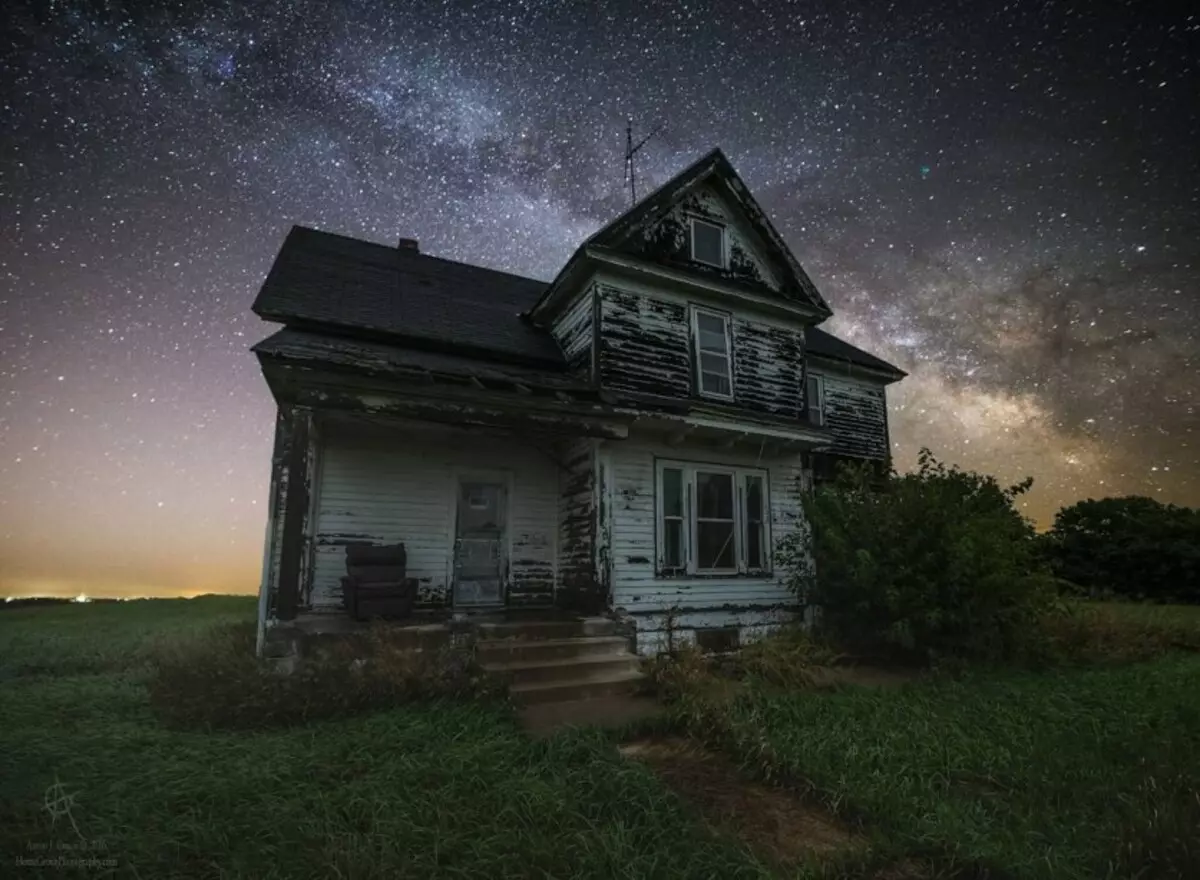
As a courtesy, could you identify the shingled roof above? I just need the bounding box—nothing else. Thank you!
[807,326,906,378]
[252,226,563,367]
[252,225,903,378]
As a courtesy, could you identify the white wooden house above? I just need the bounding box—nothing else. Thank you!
[251,148,905,664]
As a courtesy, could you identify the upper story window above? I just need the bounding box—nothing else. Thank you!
[806,372,825,426]
[689,217,727,268]
[691,307,733,399]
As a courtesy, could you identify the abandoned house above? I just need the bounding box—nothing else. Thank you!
[251,147,905,696]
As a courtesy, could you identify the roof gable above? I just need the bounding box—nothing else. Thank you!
[549,148,831,316]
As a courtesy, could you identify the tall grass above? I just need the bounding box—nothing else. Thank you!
[678,655,1200,879]
[0,597,780,878]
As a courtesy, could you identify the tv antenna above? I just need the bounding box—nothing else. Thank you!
[624,118,661,205]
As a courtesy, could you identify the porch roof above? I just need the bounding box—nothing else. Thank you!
[253,327,596,399]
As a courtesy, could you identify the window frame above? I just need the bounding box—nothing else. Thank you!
[654,459,773,577]
[690,305,735,401]
[657,465,688,576]
[806,371,825,427]
[688,216,728,268]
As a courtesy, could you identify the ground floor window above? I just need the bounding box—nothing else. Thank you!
[655,459,771,575]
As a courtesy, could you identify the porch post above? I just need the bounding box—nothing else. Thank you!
[273,404,315,621]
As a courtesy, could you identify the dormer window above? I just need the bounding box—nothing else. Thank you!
[689,217,726,268]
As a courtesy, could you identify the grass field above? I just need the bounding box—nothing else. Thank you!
[1096,598,1200,629]
[0,597,774,879]
[704,657,1200,879]
[1,597,1197,878]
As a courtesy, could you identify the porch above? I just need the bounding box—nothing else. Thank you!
[257,401,630,638]
[260,606,645,705]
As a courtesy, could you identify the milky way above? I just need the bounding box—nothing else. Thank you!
[1,0,1197,597]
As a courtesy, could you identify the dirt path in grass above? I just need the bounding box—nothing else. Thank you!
[619,736,865,871]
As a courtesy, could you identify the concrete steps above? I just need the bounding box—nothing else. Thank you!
[477,635,630,664]
[508,669,646,706]
[475,617,619,641]
[475,617,643,706]
[485,651,642,687]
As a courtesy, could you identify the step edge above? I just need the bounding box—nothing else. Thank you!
[482,654,640,674]
[510,670,645,694]
[476,637,631,654]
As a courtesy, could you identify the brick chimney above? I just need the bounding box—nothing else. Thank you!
[397,237,419,252]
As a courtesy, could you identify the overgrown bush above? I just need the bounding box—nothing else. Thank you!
[1041,496,1200,604]
[146,621,503,730]
[641,642,719,704]
[779,448,1056,664]
[724,625,843,688]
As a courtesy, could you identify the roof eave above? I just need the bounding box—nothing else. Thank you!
[252,315,567,371]
[807,351,907,384]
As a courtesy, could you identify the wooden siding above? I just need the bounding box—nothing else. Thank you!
[731,315,804,418]
[606,437,808,620]
[597,285,692,397]
[260,406,291,623]
[627,182,782,292]
[261,404,317,621]
[813,371,890,459]
[556,437,597,612]
[551,285,594,375]
[307,422,560,611]
[596,283,806,418]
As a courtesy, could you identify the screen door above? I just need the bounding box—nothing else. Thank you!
[452,480,507,606]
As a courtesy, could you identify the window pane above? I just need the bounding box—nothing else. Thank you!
[662,467,683,517]
[696,472,733,519]
[691,221,724,266]
[700,370,731,396]
[697,521,736,569]
[699,351,729,374]
[747,525,763,569]
[697,316,727,353]
[744,476,765,569]
[663,519,684,568]
[745,476,763,522]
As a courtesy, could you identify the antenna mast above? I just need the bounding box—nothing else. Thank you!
[623,118,660,205]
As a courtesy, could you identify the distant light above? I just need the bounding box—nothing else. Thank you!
[1135,245,1146,253]
[73,593,91,603]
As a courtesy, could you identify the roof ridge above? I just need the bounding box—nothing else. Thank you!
[290,224,548,286]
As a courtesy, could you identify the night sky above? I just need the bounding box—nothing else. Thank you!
[1,1,1197,599]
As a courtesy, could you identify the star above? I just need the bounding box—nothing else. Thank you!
[0,0,1195,598]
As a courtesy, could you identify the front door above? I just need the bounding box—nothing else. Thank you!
[452,479,507,607]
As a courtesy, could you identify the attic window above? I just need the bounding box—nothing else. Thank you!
[689,218,726,268]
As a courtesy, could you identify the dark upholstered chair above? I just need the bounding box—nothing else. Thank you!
[340,542,418,620]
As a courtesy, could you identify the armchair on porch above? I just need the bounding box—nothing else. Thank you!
[340,542,419,620]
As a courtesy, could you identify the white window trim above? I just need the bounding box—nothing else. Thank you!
[691,305,734,400]
[688,216,727,269]
[806,371,825,427]
[655,459,772,577]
